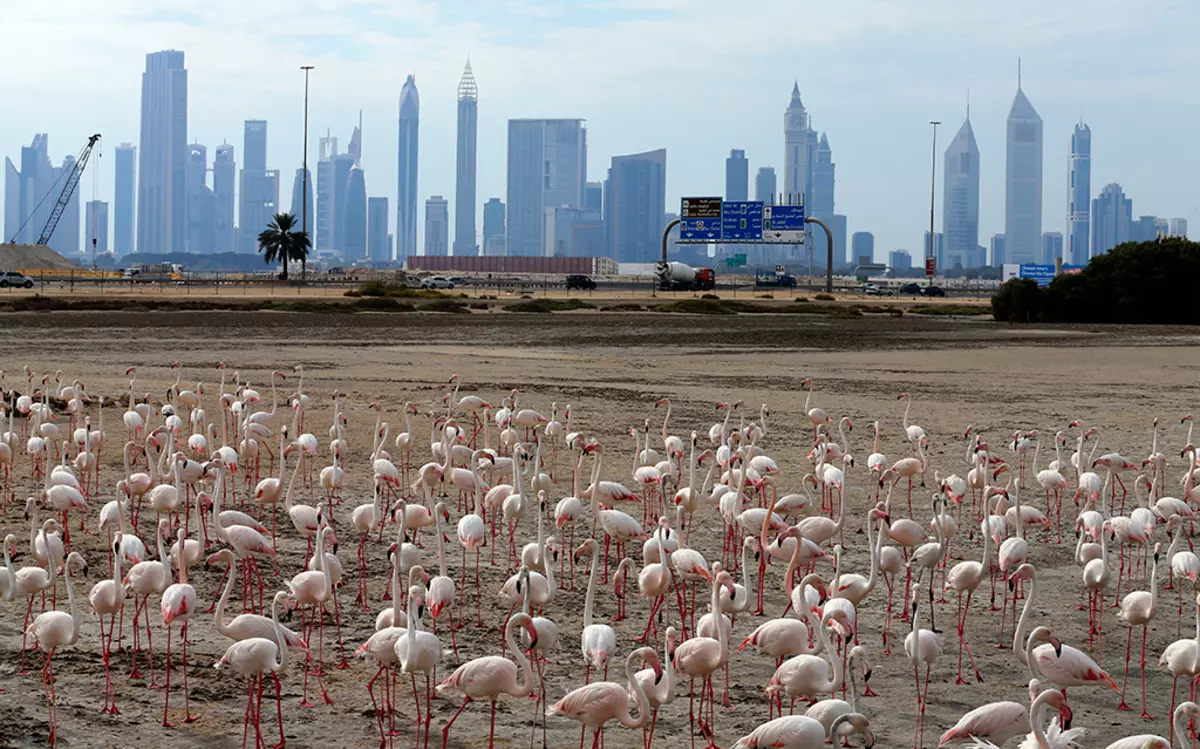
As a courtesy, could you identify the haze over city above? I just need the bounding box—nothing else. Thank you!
[1,0,1196,265]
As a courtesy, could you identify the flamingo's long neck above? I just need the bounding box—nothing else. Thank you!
[270,593,289,673]
[622,651,650,729]
[506,618,534,697]
[582,542,599,628]
[2,538,15,600]
[1014,572,1038,666]
[64,555,79,645]
[434,506,448,578]
[214,558,237,636]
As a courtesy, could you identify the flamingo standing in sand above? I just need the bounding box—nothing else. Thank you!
[25,550,86,748]
[213,590,294,749]
[549,646,662,749]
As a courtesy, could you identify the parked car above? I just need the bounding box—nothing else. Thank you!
[565,274,597,290]
[863,283,894,296]
[0,271,34,289]
[419,275,455,289]
[897,282,923,295]
[921,285,946,297]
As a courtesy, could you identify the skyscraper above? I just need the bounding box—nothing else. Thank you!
[186,143,215,253]
[330,152,355,250]
[889,249,911,270]
[4,135,53,245]
[138,50,188,253]
[605,149,667,263]
[755,167,777,203]
[113,143,136,254]
[2,157,17,243]
[942,112,980,269]
[584,182,603,213]
[990,233,1006,266]
[1005,65,1043,265]
[1041,232,1064,265]
[367,197,389,262]
[85,200,109,254]
[454,61,479,256]
[212,144,235,253]
[1091,183,1131,256]
[1132,215,1162,243]
[852,232,875,263]
[343,166,367,258]
[397,75,420,262]
[725,149,748,201]
[424,196,448,256]
[483,198,505,256]
[288,167,313,239]
[783,83,809,206]
[506,119,586,256]
[1171,218,1188,238]
[316,135,338,250]
[239,120,277,252]
[51,155,80,255]
[1067,121,1091,265]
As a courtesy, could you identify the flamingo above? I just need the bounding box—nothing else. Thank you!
[549,647,661,749]
[937,678,1045,747]
[287,524,335,707]
[675,563,736,749]
[943,501,993,684]
[577,537,617,682]
[213,590,294,749]
[125,518,172,686]
[89,532,127,715]
[160,527,198,727]
[25,551,86,748]
[396,584,443,749]
[428,500,459,658]
[904,587,942,749]
[801,378,828,440]
[963,689,1085,749]
[633,625,676,749]
[436,612,539,749]
[1159,594,1200,745]
[1116,542,1161,717]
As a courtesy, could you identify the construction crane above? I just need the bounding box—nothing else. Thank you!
[33,133,101,246]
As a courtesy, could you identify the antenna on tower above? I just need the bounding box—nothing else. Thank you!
[1017,57,1022,89]
[966,88,971,120]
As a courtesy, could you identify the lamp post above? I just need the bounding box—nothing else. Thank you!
[301,65,314,280]
[927,120,940,283]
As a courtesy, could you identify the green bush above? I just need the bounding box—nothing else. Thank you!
[655,299,734,315]
[502,298,596,313]
[355,297,415,312]
[601,303,643,312]
[912,305,986,316]
[991,278,1045,322]
[814,293,835,301]
[420,299,470,313]
[357,280,395,297]
[757,293,774,299]
[701,293,721,300]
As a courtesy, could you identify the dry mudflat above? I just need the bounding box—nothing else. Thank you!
[0,311,1197,749]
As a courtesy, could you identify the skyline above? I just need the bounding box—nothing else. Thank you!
[1,1,1196,261]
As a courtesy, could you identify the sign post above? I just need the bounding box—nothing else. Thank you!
[925,257,936,277]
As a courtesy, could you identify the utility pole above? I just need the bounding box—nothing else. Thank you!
[928,120,940,283]
[301,65,314,280]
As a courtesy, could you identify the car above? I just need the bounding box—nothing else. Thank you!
[921,285,946,297]
[862,283,894,296]
[0,271,34,289]
[419,276,455,289]
[565,274,597,290]
[897,282,923,295]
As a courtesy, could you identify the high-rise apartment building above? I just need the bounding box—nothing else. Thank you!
[990,233,1006,266]
[755,167,777,203]
[506,119,586,256]
[85,200,109,254]
[1004,68,1043,265]
[51,155,80,255]
[424,196,448,257]
[1067,122,1091,264]
[343,167,368,258]
[889,249,911,270]
[942,113,980,269]
[4,134,53,245]
[239,120,278,252]
[482,198,506,256]
[113,143,136,254]
[1171,218,1188,238]
[1092,183,1131,256]
[454,62,478,256]
[725,149,748,201]
[367,197,389,262]
[605,149,666,263]
[783,83,811,206]
[138,50,188,253]
[852,232,875,263]
[1041,231,1064,265]
[316,135,337,250]
[397,75,420,262]
[186,143,215,253]
[212,144,235,253]
[330,153,355,250]
[288,168,313,240]
[584,182,603,213]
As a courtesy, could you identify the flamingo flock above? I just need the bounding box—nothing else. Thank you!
[2,366,1200,749]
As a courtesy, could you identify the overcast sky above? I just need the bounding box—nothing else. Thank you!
[2,0,1196,259]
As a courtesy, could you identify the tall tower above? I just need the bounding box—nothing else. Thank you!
[783,82,808,206]
[942,108,980,269]
[113,144,137,254]
[506,119,586,256]
[1004,62,1043,265]
[137,50,188,253]
[397,75,420,261]
[1068,121,1091,264]
[213,144,236,252]
[454,61,479,256]
[725,149,748,201]
[239,120,276,252]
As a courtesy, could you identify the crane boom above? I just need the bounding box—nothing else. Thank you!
[35,134,101,246]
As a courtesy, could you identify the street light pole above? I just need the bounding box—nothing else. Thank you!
[301,65,314,279]
[928,120,940,283]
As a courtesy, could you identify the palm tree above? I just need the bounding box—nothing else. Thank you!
[257,213,310,280]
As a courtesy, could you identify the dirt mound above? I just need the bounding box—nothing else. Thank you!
[0,243,80,271]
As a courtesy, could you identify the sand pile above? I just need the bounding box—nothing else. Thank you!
[0,243,80,271]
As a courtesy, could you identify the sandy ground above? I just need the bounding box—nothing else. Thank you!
[0,311,1198,749]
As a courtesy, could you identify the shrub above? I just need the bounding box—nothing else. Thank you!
[814,293,835,301]
[502,298,596,313]
[912,305,986,316]
[601,303,643,312]
[357,280,394,297]
[655,299,734,315]
[701,293,721,300]
[991,278,1044,322]
[420,299,469,313]
[757,293,774,299]
[355,297,415,312]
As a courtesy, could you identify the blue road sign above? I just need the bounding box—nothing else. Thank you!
[721,201,764,241]
[763,205,806,243]
[680,218,722,243]
[1019,263,1056,286]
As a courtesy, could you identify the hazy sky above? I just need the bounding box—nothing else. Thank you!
[2,0,1196,258]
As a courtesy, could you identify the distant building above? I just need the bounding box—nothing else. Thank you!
[288,167,314,240]
[545,207,605,258]
[343,166,367,258]
[990,233,1006,267]
[923,231,945,271]
[4,134,53,246]
[316,135,338,250]
[1171,218,1188,238]
[454,61,478,256]
[755,167,777,203]
[85,200,109,254]
[186,143,215,253]
[213,145,236,252]
[113,143,137,254]
[239,120,278,252]
[1005,68,1043,265]
[51,155,80,255]
[725,149,748,201]
[584,182,603,213]
[1092,183,1132,255]
[367,197,389,262]
[506,119,586,256]
[783,82,815,207]
[330,153,355,251]
[810,133,835,222]
[943,112,980,269]
[605,149,667,263]
[889,249,911,270]
[397,75,420,262]
[424,196,448,256]
[482,198,505,256]
[1041,231,1064,265]
[829,214,847,268]
[1067,121,1091,265]
[1131,215,1168,243]
[138,50,188,253]
[852,232,875,263]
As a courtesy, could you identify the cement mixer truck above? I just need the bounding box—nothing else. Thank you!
[655,261,716,291]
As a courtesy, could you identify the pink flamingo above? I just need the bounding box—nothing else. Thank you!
[214,590,294,749]
[549,646,661,749]
[1116,542,1161,717]
[25,551,85,748]
[674,563,736,749]
[160,528,198,727]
